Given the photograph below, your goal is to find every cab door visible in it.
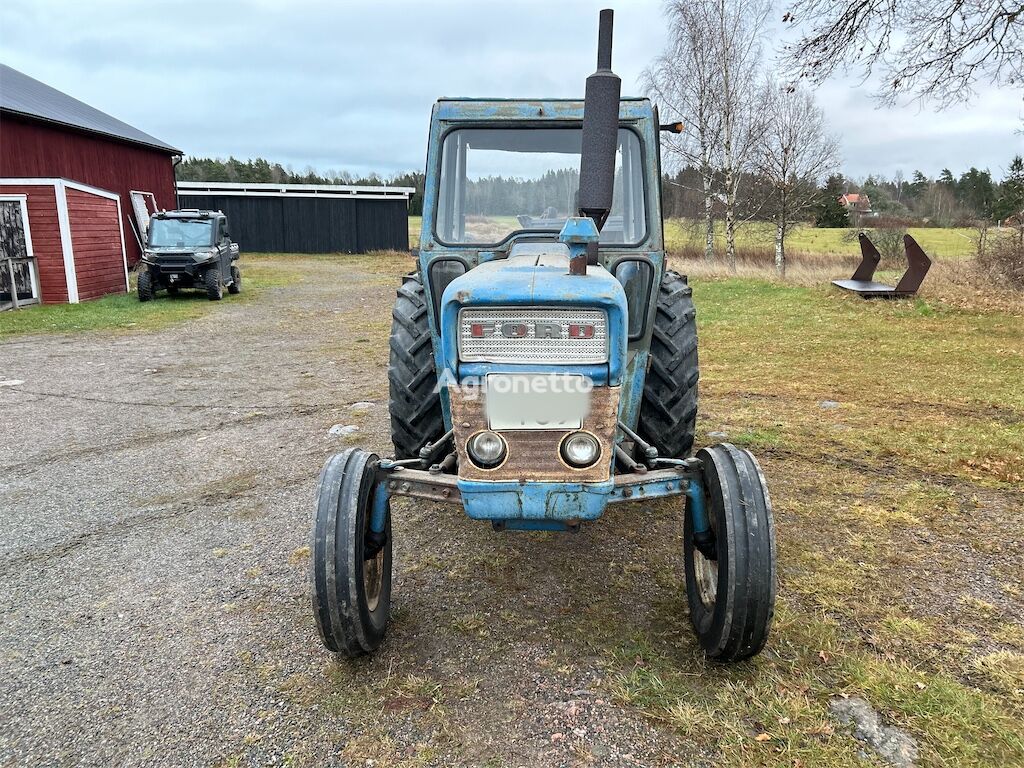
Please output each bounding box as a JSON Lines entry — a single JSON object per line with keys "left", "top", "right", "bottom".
{"left": 216, "top": 217, "right": 231, "bottom": 276}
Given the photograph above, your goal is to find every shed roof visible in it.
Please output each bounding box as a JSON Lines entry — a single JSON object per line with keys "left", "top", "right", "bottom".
{"left": 178, "top": 181, "right": 414, "bottom": 200}
{"left": 0, "top": 64, "right": 181, "bottom": 154}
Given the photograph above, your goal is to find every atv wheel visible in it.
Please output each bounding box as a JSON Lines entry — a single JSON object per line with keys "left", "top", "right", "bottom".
{"left": 228, "top": 265, "right": 241, "bottom": 294}
{"left": 204, "top": 268, "right": 223, "bottom": 301}
{"left": 137, "top": 269, "right": 155, "bottom": 302}
{"left": 684, "top": 443, "right": 776, "bottom": 661}
{"left": 637, "top": 270, "right": 698, "bottom": 458}
{"left": 310, "top": 448, "right": 392, "bottom": 656}
{"left": 388, "top": 273, "right": 444, "bottom": 458}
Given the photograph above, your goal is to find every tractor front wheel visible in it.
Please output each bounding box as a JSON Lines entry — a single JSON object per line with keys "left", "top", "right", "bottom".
{"left": 310, "top": 448, "right": 392, "bottom": 656}
{"left": 684, "top": 443, "right": 776, "bottom": 661}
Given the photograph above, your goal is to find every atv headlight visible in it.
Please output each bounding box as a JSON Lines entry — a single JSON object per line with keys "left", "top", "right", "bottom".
{"left": 561, "top": 431, "right": 601, "bottom": 468}
{"left": 467, "top": 430, "right": 507, "bottom": 468}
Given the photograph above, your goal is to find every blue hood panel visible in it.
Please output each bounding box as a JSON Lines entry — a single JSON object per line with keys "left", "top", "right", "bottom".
{"left": 439, "top": 244, "right": 629, "bottom": 385}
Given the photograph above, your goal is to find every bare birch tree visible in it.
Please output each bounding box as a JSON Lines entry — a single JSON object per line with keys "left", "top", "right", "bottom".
{"left": 712, "top": 0, "right": 772, "bottom": 271}
{"left": 644, "top": 0, "right": 770, "bottom": 269}
{"left": 756, "top": 83, "right": 840, "bottom": 276}
{"left": 642, "top": 2, "right": 723, "bottom": 261}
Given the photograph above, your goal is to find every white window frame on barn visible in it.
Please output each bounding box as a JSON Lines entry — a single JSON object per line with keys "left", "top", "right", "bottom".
{"left": 0, "top": 178, "right": 130, "bottom": 304}
{"left": 0, "top": 194, "right": 41, "bottom": 310}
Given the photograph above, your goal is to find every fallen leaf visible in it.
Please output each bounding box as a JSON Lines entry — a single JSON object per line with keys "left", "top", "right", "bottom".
{"left": 778, "top": 716, "right": 791, "bottom": 725}
{"left": 755, "top": 733, "right": 772, "bottom": 742}
{"left": 818, "top": 650, "right": 831, "bottom": 664}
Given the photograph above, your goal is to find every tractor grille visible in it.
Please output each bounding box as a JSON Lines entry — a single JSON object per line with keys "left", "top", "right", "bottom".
{"left": 458, "top": 308, "right": 608, "bottom": 364}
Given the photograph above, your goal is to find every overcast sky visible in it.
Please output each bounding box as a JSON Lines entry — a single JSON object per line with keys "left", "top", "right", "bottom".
{"left": 2, "top": 0, "right": 1021, "bottom": 181}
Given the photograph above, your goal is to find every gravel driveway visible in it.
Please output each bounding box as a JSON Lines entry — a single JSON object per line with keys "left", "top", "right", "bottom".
{"left": 0, "top": 258, "right": 698, "bottom": 767}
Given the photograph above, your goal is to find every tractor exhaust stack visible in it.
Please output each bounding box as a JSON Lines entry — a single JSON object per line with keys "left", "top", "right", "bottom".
{"left": 572, "top": 8, "right": 621, "bottom": 275}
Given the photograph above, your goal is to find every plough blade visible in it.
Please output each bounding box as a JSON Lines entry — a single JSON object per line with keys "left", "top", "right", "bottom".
{"left": 831, "top": 233, "right": 932, "bottom": 299}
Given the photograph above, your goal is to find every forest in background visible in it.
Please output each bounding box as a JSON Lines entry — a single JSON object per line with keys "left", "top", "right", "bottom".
{"left": 176, "top": 154, "right": 1024, "bottom": 229}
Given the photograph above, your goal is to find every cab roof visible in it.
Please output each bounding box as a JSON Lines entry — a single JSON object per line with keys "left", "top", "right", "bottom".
{"left": 153, "top": 209, "right": 223, "bottom": 220}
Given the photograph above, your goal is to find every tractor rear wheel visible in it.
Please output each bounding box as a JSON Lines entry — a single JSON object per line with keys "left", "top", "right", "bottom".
{"left": 637, "top": 270, "right": 698, "bottom": 459}
{"left": 684, "top": 443, "right": 776, "bottom": 661}
{"left": 388, "top": 273, "right": 444, "bottom": 459}
{"left": 310, "top": 448, "right": 392, "bottom": 656}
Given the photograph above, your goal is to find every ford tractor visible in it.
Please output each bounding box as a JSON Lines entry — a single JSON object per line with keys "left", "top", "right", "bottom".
{"left": 311, "top": 9, "right": 776, "bottom": 662}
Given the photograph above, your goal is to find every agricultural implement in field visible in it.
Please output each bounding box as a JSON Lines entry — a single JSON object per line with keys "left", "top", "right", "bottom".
{"left": 832, "top": 232, "right": 932, "bottom": 298}
{"left": 310, "top": 9, "right": 777, "bottom": 662}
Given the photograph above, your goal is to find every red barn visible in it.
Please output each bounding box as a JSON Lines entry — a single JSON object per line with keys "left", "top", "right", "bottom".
{"left": 0, "top": 64, "right": 181, "bottom": 308}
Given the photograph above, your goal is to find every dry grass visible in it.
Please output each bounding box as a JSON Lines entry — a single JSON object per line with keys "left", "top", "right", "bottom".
{"left": 669, "top": 246, "right": 1024, "bottom": 314}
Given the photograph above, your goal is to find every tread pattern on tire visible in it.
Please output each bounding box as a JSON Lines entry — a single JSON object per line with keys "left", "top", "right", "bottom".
{"left": 685, "top": 443, "right": 776, "bottom": 661}
{"left": 388, "top": 274, "right": 444, "bottom": 459}
{"left": 205, "top": 268, "right": 222, "bottom": 301}
{"left": 310, "top": 448, "right": 392, "bottom": 656}
{"left": 137, "top": 270, "right": 154, "bottom": 302}
{"left": 228, "top": 265, "right": 241, "bottom": 294}
{"left": 638, "top": 270, "right": 699, "bottom": 458}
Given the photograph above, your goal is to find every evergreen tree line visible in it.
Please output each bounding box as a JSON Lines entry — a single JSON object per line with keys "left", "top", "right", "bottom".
{"left": 175, "top": 157, "right": 426, "bottom": 215}
{"left": 177, "top": 154, "right": 1024, "bottom": 228}
{"left": 661, "top": 157, "right": 1024, "bottom": 228}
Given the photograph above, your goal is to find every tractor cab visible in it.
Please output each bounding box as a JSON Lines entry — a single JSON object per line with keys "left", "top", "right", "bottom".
{"left": 311, "top": 9, "right": 777, "bottom": 665}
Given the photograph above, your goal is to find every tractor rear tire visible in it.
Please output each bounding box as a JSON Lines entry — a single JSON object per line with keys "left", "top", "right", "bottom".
{"left": 228, "top": 265, "right": 241, "bottom": 294}
{"left": 137, "top": 269, "right": 154, "bottom": 302}
{"left": 684, "top": 443, "right": 776, "bottom": 661}
{"left": 637, "top": 270, "right": 698, "bottom": 458}
{"left": 310, "top": 448, "right": 392, "bottom": 656}
{"left": 205, "top": 268, "right": 223, "bottom": 301}
{"left": 388, "top": 273, "right": 444, "bottom": 459}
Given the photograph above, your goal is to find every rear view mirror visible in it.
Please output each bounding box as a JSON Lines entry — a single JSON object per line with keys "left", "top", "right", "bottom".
{"left": 613, "top": 258, "right": 653, "bottom": 340}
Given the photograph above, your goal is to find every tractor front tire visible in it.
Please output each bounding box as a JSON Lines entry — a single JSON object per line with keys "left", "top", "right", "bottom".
{"left": 205, "top": 268, "right": 223, "bottom": 301}
{"left": 137, "top": 269, "right": 155, "bottom": 302}
{"left": 388, "top": 274, "right": 444, "bottom": 459}
{"left": 637, "top": 270, "right": 698, "bottom": 458}
{"left": 228, "top": 265, "right": 241, "bottom": 294}
{"left": 310, "top": 448, "right": 392, "bottom": 656}
{"left": 684, "top": 443, "right": 776, "bottom": 661}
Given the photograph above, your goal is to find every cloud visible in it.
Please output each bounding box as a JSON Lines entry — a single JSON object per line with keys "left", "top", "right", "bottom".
{"left": 1, "top": 0, "right": 1020, "bottom": 180}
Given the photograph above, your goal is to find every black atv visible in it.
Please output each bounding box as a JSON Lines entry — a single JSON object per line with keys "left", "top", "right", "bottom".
{"left": 137, "top": 210, "right": 241, "bottom": 301}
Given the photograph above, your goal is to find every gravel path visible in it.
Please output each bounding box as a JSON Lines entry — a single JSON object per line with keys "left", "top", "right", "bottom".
{"left": 0, "top": 260, "right": 697, "bottom": 767}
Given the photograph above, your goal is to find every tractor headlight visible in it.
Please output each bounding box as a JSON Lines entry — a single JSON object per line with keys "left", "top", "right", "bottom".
{"left": 467, "top": 431, "right": 507, "bottom": 468}
{"left": 561, "top": 431, "right": 601, "bottom": 468}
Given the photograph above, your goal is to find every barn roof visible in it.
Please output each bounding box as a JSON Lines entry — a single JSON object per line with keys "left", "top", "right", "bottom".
{"left": 0, "top": 64, "right": 181, "bottom": 154}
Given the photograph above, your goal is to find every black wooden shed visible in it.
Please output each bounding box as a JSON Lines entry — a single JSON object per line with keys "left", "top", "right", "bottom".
{"left": 176, "top": 182, "right": 413, "bottom": 254}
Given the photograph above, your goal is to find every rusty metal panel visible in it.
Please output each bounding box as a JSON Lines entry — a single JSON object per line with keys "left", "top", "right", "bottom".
{"left": 449, "top": 384, "right": 619, "bottom": 482}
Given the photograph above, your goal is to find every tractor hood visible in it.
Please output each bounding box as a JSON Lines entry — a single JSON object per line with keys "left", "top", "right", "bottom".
{"left": 439, "top": 242, "right": 629, "bottom": 385}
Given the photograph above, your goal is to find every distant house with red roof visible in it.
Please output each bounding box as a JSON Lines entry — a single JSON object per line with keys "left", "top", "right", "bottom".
{"left": 839, "top": 193, "right": 872, "bottom": 214}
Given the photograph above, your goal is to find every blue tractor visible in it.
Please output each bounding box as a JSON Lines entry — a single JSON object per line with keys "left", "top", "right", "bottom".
{"left": 311, "top": 10, "right": 776, "bottom": 662}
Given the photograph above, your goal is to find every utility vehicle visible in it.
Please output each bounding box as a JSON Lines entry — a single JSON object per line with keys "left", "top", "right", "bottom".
{"left": 138, "top": 209, "right": 241, "bottom": 301}
{"left": 311, "top": 10, "right": 776, "bottom": 662}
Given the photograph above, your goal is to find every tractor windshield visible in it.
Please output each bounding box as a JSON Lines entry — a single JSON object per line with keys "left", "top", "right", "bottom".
{"left": 148, "top": 218, "right": 215, "bottom": 248}
{"left": 436, "top": 127, "right": 646, "bottom": 246}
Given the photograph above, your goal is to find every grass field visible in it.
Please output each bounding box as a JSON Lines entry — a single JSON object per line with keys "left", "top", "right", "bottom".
{"left": 0, "top": 257, "right": 299, "bottom": 338}
{"left": 612, "top": 278, "right": 1024, "bottom": 765}
{"left": 408, "top": 215, "right": 979, "bottom": 260}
